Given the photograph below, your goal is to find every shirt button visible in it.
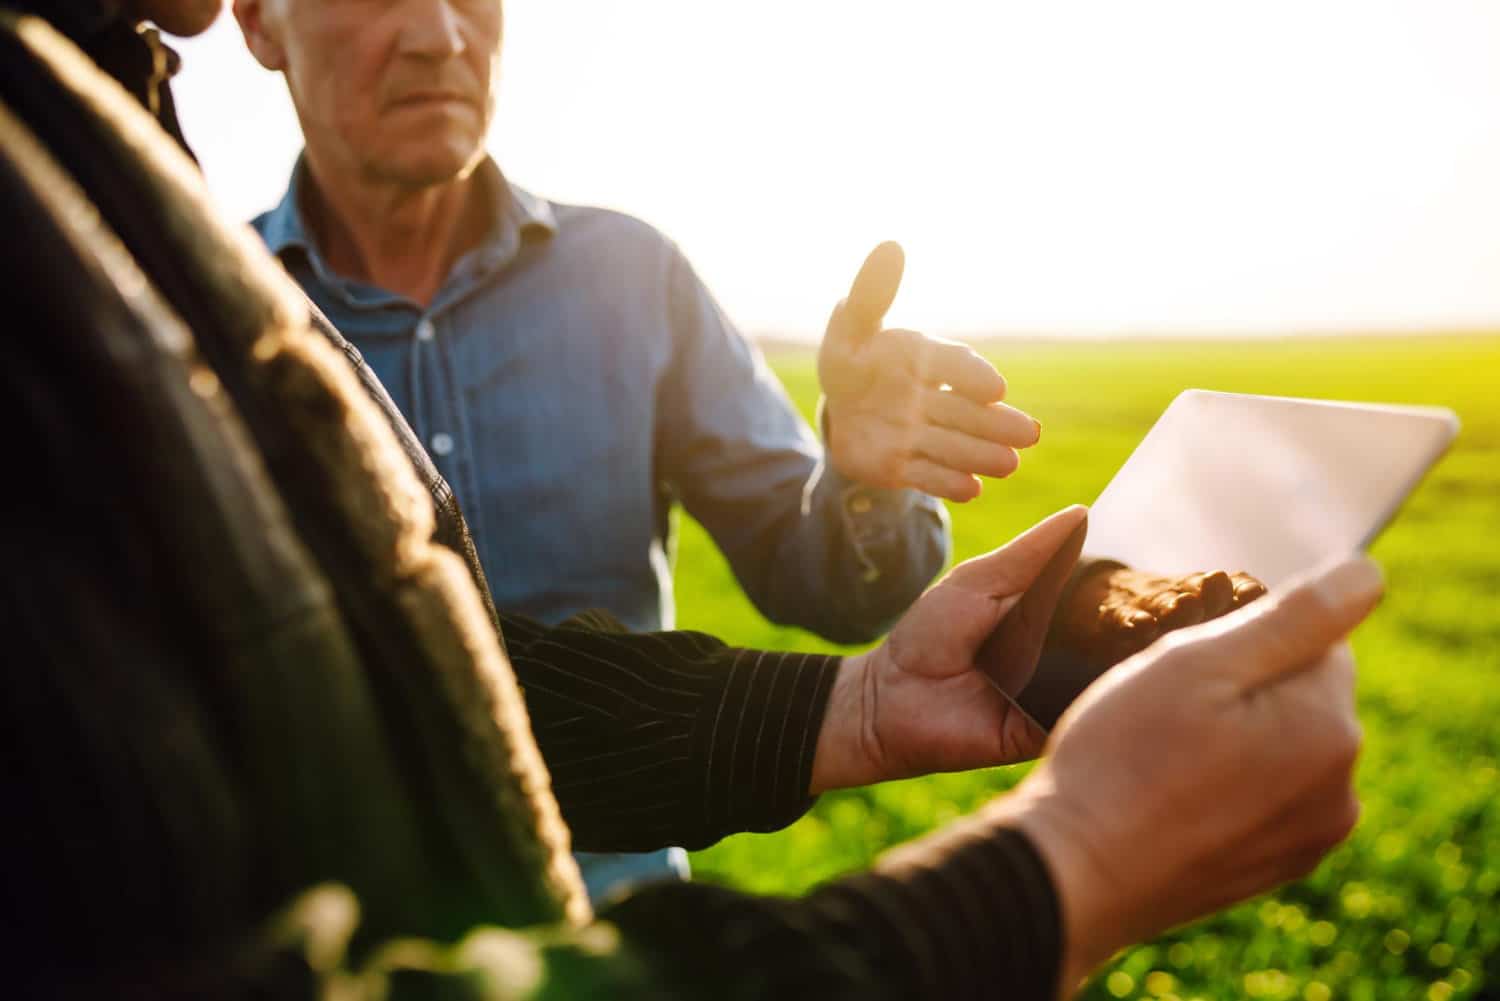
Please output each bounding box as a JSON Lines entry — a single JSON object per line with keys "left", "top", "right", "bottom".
{"left": 848, "top": 495, "right": 874, "bottom": 515}
{"left": 415, "top": 318, "right": 436, "bottom": 342}
{"left": 430, "top": 432, "right": 454, "bottom": 456}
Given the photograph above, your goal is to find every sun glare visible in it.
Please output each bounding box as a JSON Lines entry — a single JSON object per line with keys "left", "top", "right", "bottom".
{"left": 175, "top": 0, "right": 1500, "bottom": 338}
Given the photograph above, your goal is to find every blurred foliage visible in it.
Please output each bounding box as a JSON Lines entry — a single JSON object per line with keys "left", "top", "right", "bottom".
{"left": 675, "top": 335, "right": 1500, "bottom": 1000}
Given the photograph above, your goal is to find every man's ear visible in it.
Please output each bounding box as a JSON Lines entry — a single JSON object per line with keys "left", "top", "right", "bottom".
{"left": 233, "top": 0, "right": 288, "bottom": 71}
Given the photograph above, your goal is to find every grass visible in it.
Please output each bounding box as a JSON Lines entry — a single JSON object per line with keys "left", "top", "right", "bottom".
{"left": 672, "top": 334, "right": 1500, "bottom": 1001}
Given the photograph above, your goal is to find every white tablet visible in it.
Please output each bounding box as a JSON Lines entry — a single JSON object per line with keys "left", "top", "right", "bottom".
{"left": 1084, "top": 390, "right": 1460, "bottom": 587}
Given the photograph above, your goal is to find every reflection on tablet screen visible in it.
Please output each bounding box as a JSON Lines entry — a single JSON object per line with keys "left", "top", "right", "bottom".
{"left": 1084, "top": 391, "right": 1458, "bottom": 588}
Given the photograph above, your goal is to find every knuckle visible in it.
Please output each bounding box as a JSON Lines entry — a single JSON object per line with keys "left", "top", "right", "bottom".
{"left": 1288, "top": 577, "right": 1341, "bottom": 627}
{"left": 1287, "top": 848, "right": 1329, "bottom": 882}
{"left": 913, "top": 343, "right": 938, "bottom": 380}
{"left": 991, "top": 446, "right": 1020, "bottom": 476}
{"left": 1312, "top": 797, "right": 1360, "bottom": 854}
{"left": 1329, "top": 743, "right": 1360, "bottom": 777}
{"left": 882, "top": 454, "right": 913, "bottom": 487}
{"left": 1338, "top": 716, "right": 1365, "bottom": 759}
{"left": 1318, "top": 711, "right": 1363, "bottom": 767}
{"left": 1322, "top": 651, "right": 1357, "bottom": 694}
{"left": 873, "top": 335, "right": 910, "bottom": 370}
{"left": 1156, "top": 625, "right": 1206, "bottom": 659}
{"left": 1340, "top": 791, "right": 1363, "bottom": 837}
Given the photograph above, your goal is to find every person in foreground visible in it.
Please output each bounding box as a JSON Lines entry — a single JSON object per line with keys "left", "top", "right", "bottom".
{"left": 0, "top": 2, "right": 1372, "bottom": 998}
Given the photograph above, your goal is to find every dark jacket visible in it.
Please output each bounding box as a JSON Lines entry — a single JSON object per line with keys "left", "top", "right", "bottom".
{"left": 0, "top": 10, "right": 1061, "bottom": 1000}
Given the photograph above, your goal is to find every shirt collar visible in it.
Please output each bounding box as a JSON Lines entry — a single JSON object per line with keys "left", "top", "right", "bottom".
{"left": 259, "top": 153, "right": 556, "bottom": 270}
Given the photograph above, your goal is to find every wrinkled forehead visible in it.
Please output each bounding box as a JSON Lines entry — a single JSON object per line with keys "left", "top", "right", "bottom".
{"left": 278, "top": 0, "right": 505, "bottom": 20}
{"left": 275, "top": 0, "right": 505, "bottom": 50}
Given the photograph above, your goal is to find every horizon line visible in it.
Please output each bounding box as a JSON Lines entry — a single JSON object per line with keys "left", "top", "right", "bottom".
{"left": 751, "top": 327, "right": 1500, "bottom": 347}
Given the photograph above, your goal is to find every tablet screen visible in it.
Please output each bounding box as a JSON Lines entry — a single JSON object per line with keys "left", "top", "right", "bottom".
{"left": 1083, "top": 391, "right": 1459, "bottom": 587}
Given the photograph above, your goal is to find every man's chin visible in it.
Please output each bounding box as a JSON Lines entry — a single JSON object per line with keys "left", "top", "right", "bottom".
{"left": 366, "top": 153, "right": 479, "bottom": 191}
{"left": 363, "top": 136, "right": 487, "bottom": 191}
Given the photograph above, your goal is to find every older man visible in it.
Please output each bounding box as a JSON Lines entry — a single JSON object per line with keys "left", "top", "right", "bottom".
{"left": 231, "top": 0, "right": 1265, "bottom": 898}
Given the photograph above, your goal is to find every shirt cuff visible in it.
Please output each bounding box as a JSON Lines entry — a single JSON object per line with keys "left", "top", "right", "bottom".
{"left": 806, "top": 396, "right": 945, "bottom": 585}
{"left": 694, "top": 649, "right": 843, "bottom": 841}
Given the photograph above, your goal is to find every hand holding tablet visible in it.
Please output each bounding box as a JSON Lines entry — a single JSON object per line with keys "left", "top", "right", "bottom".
{"left": 1000, "top": 389, "right": 1458, "bottom": 726}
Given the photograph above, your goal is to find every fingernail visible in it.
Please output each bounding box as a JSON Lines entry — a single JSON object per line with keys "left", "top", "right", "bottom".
{"left": 1032, "top": 419, "right": 1043, "bottom": 444}
{"left": 1314, "top": 556, "right": 1384, "bottom": 607}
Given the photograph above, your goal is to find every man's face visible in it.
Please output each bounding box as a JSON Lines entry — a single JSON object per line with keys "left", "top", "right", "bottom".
{"left": 246, "top": 0, "right": 502, "bottom": 188}
{"left": 133, "top": 0, "right": 225, "bottom": 36}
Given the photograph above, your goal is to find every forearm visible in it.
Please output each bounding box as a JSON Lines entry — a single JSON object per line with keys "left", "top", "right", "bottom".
{"left": 501, "top": 610, "right": 841, "bottom": 851}
{"left": 606, "top": 820, "right": 1063, "bottom": 1001}
{"left": 654, "top": 245, "right": 948, "bottom": 644}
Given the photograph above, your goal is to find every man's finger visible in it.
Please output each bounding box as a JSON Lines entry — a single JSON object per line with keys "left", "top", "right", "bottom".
{"left": 1232, "top": 573, "right": 1269, "bottom": 606}
{"left": 917, "top": 425, "right": 1020, "bottom": 479}
{"left": 900, "top": 332, "right": 1007, "bottom": 403}
{"left": 1185, "top": 570, "right": 1235, "bottom": 618}
{"left": 923, "top": 389, "right": 1041, "bottom": 448}
{"left": 1192, "top": 556, "right": 1383, "bottom": 692}
{"left": 948, "top": 505, "right": 1089, "bottom": 596}
{"left": 843, "top": 240, "right": 905, "bottom": 334}
{"left": 899, "top": 456, "right": 982, "bottom": 502}
{"left": 975, "top": 514, "right": 1091, "bottom": 696}
{"left": 1150, "top": 589, "right": 1205, "bottom": 631}
{"left": 1103, "top": 606, "right": 1160, "bottom": 664}
{"left": 996, "top": 693, "right": 1050, "bottom": 761}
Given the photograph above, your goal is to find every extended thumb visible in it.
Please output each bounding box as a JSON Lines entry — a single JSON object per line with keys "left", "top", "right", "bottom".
{"left": 841, "top": 240, "right": 905, "bottom": 333}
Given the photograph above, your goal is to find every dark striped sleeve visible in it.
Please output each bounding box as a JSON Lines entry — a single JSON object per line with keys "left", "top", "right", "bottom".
{"left": 499, "top": 610, "right": 841, "bottom": 852}
{"left": 602, "top": 825, "right": 1063, "bottom": 1001}
{"left": 797, "top": 826, "right": 1063, "bottom": 1000}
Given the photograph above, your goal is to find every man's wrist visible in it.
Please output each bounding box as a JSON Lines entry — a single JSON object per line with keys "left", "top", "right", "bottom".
{"left": 808, "top": 652, "right": 877, "bottom": 795}
{"left": 817, "top": 394, "right": 861, "bottom": 485}
{"left": 817, "top": 395, "right": 933, "bottom": 506}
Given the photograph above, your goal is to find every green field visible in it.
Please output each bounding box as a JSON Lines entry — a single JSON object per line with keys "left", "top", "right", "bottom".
{"left": 673, "top": 335, "right": 1500, "bottom": 1001}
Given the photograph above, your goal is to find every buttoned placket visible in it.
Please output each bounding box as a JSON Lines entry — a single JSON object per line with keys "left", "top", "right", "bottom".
{"left": 266, "top": 161, "right": 553, "bottom": 578}
{"left": 403, "top": 248, "right": 517, "bottom": 562}
{"left": 411, "top": 314, "right": 455, "bottom": 458}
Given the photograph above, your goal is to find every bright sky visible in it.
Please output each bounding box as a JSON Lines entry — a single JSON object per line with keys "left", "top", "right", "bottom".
{"left": 174, "top": 0, "right": 1500, "bottom": 338}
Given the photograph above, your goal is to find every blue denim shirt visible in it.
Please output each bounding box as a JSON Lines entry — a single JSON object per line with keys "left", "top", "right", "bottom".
{"left": 253, "top": 157, "right": 950, "bottom": 900}
{"left": 254, "top": 157, "right": 949, "bottom": 643}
